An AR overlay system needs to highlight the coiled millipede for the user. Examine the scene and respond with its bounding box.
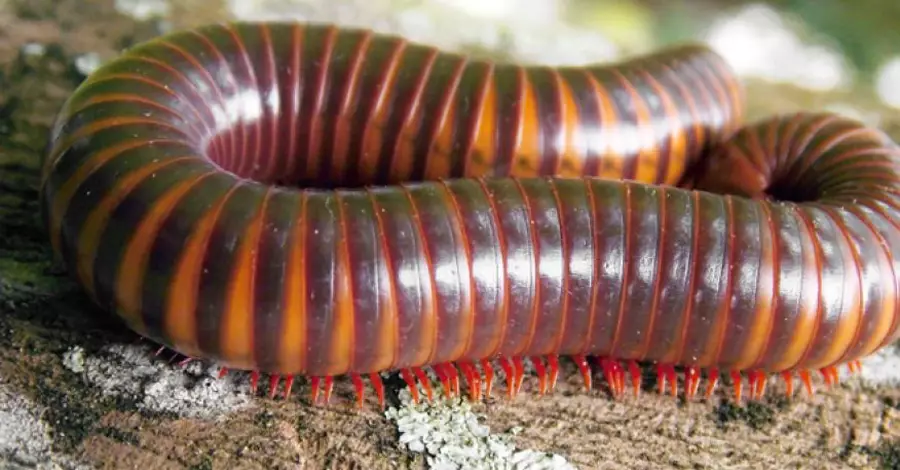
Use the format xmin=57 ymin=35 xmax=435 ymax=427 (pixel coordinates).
xmin=41 ymin=22 xmax=900 ymax=408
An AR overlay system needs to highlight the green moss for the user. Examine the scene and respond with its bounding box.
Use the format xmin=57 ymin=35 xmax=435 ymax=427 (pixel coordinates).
xmin=96 ymin=425 xmax=141 ymax=446
xmin=712 ymin=399 xmax=786 ymax=431
xmin=845 ymin=442 xmax=900 ymax=470
xmin=0 ymin=19 xmax=169 ymax=457
xmin=188 ymin=455 xmax=215 ymax=470
xmin=30 ymin=365 xmax=135 ymax=451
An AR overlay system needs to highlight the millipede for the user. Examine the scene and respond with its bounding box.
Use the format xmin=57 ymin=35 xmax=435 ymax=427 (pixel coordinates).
xmin=40 ymin=21 xmax=900 ymax=409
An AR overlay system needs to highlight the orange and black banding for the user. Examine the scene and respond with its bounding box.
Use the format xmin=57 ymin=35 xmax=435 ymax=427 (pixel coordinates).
xmin=41 ymin=21 xmax=900 ymax=407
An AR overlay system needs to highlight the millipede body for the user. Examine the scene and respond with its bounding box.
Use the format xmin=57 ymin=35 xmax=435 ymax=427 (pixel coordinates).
xmin=41 ymin=21 xmax=900 ymax=407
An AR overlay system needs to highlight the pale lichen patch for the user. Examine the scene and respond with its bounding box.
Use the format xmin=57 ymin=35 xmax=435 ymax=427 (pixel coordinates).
xmin=62 ymin=344 xmax=253 ymax=420
xmin=385 ymin=388 xmax=575 ymax=470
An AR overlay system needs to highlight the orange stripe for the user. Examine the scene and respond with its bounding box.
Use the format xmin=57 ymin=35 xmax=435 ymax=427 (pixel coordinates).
xmin=612 ymin=71 xmax=658 ymax=183
xmin=424 ymin=61 xmax=467 ymax=179
xmin=330 ymin=31 xmax=373 ymax=182
xmin=328 ymin=194 xmax=355 ymax=374
xmin=403 ymin=187 xmax=440 ymax=363
xmin=76 ymin=157 xmax=190 ymax=300
xmin=848 ymin=207 xmax=899 ymax=358
xmin=368 ymin=189 xmax=400 ymax=370
xmin=773 ymin=207 xmax=822 ymax=371
xmin=304 ymin=26 xmax=338 ymax=181
xmin=47 ymin=133 xmax=185 ymax=256
xmin=556 ymin=74 xmax=583 ymax=177
xmin=735 ymin=202 xmax=777 ymax=370
xmin=467 ymin=68 xmax=497 ymax=177
xmin=115 ymin=171 xmax=213 ymax=334
xmin=812 ymin=209 xmax=862 ymax=368
xmin=640 ymin=71 xmax=687 ymax=185
xmin=582 ymin=72 xmax=624 ymax=179
xmin=390 ymin=49 xmax=439 ymax=180
xmin=164 ymin=183 xmax=239 ymax=358
xmin=278 ymin=193 xmax=308 ymax=373
xmin=219 ymin=189 xmax=272 ymax=368
xmin=511 ymin=70 xmax=540 ymax=177
xmin=359 ymin=40 xmax=406 ymax=182
xmin=427 ymin=103 xmax=457 ymax=178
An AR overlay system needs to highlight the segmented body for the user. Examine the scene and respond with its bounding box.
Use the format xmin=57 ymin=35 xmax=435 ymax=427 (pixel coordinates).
xmin=41 ymin=21 xmax=900 ymax=406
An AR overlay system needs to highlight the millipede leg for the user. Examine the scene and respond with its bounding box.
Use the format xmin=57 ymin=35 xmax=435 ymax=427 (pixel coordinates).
xmin=351 ymin=373 xmax=365 ymax=408
xmin=499 ymin=357 xmax=516 ymax=398
xmin=283 ymin=375 xmax=295 ymax=399
xmin=530 ymin=356 xmax=547 ymax=395
xmin=369 ymin=373 xmax=385 ymax=409
xmin=439 ymin=364 xmax=455 ymax=398
xmin=800 ymin=370 xmax=814 ymax=396
xmin=446 ymin=363 xmax=461 ymax=397
xmin=458 ymin=362 xmax=480 ymax=401
xmin=413 ymin=367 xmax=434 ymax=402
xmin=268 ymin=374 xmax=280 ymax=399
xmin=820 ymin=366 xmax=839 ymax=387
xmin=684 ymin=366 xmax=700 ymax=400
xmin=749 ymin=370 xmax=767 ymax=399
xmin=400 ymin=368 xmax=420 ymax=404
xmin=780 ymin=371 xmax=794 ymax=398
xmin=628 ymin=361 xmax=641 ymax=398
xmin=705 ymin=368 xmax=719 ymax=399
xmin=512 ymin=357 xmax=525 ymax=396
xmin=657 ymin=364 xmax=677 ymax=397
xmin=310 ymin=377 xmax=321 ymax=404
xmin=599 ymin=358 xmax=622 ymax=397
xmin=572 ymin=355 xmax=592 ymax=391
xmin=730 ymin=370 xmax=743 ymax=402
xmin=322 ymin=376 xmax=334 ymax=404
xmin=547 ymin=355 xmax=560 ymax=392
xmin=481 ymin=359 xmax=495 ymax=398
xmin=250 ymin=370 xmax=260 ymax=394
xmin=747 ymin=370 xmax=759 ymax=400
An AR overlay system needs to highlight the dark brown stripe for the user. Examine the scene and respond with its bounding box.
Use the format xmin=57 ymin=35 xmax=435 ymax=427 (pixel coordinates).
xmin=405 ymin=181 xmax=471 ymax=364
xmin=92 ymin=159 xmax=214 ymax=312
xmin=141 ymin=172 xmax=236 ymax=343
xmin=368 ymin=186 xmax=434 ymax=368
xmin=450 ymin=60 xmax=493 ymax=178
xmin=642 ymin=186 xmax=695 ymax=363
xmin=481 ymin=178 xmax=534 ymax=356
xmin=608 ymin=183 xmax=660 ymax=359
xmin=556 ymin=69 xmax=603 ymax=176
xmin=232 ymin=23 xmax=280 ymax=182
xmin=493 ymin=65 xmax=524 ymax=177
xmin=376 ymin=44 xmax=438 ymax=183
xmin=515 ymin=178 xmax=565 ymax=356
xmin=410 ymin=53 xmax=466 ymax=180
xmin=317 ymin=28 xmax=372 ymax=184
xmin=338 ymin=188 xmax=385 ymax=372
xmin=297 ymin=25 xmax=337 ymax=184
xmin=444 ymin=179 xmax=503 ymax=361
xmin=251 ymin=188 xmax=302 ymax=371
xmin=344 ymin=34 xmax=406 ymax=186
xmin=194 ymin=183 xmax=266 ymax=359
xmin=526 ymin=67 xmax=564 ymax=176
xmin=302 ymin=191 xmax=340 ymax=375
xmin=585 ymin=179 xmax=626 ymax=354
xmin=678 ymin=191 xmax=729 ymax=366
